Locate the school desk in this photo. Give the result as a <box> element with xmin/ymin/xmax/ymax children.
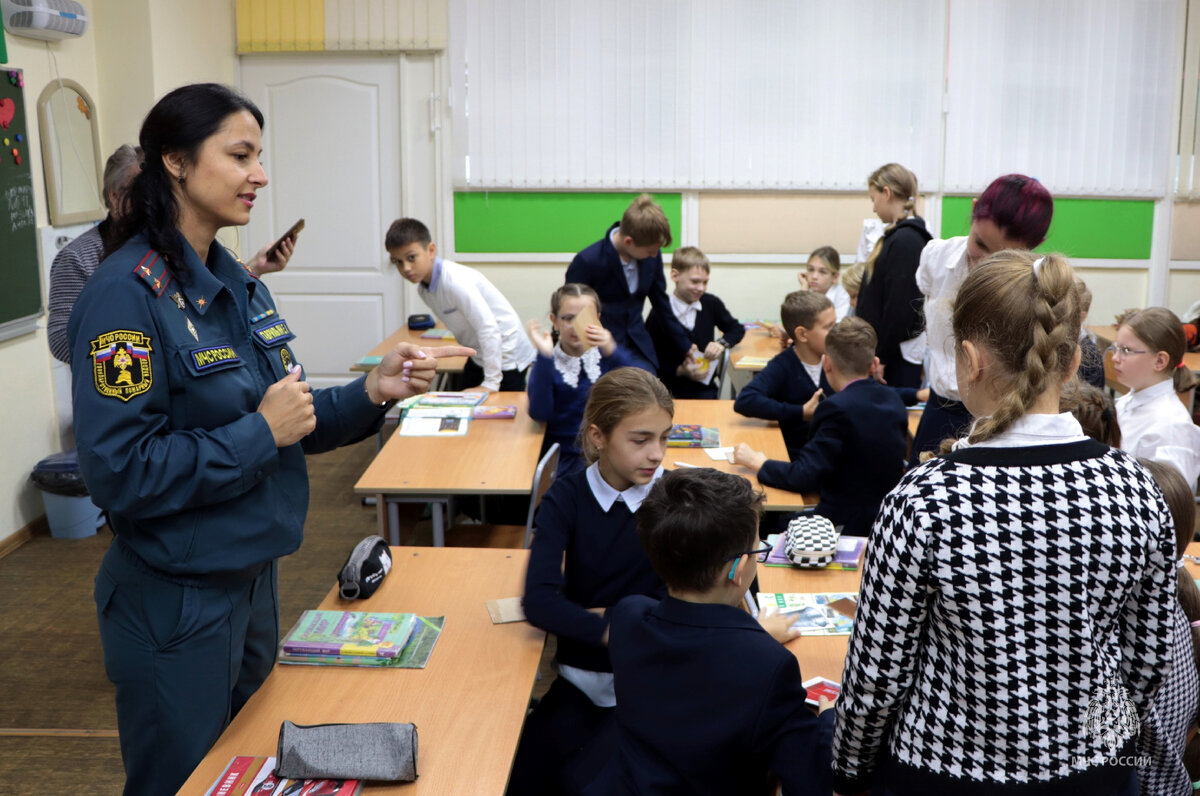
<box><xmin>350</xmin><ymin>321</ymin><xmax>469</xmax><ymax>378</ymax></box>
<box><xmin>758</xmin><ymin>562</ymin><xmax>863</xmax><ymax>682</ymax></box>
<box><xmin>355</xmin><ymin>393</ymin><xmax>545</xmax><ymax>546</ymax></box>
<box><xmin>731</xmin><ymin>325</ymin><xmax>783</xmax><ymax>371</ymax></box>
<box><xmin>667</xmin><ymin>399</ymin><xmax>811</xmax><ymax>510</ymax></box>
<box><xmin>177</xmin><ymin>546</ymin><xmax>546</xmax><ymax>796</ymax></box>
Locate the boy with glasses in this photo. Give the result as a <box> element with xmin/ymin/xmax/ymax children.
<box><xmin>584</xmin><ymin>468</ymin><xmax>834</xmax><ymax>796</ymax></box>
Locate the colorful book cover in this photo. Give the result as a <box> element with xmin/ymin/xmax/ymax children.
<box><xmin>281</xmin><ymin>611</ymin><xmax>418</xmax><ymax>658</ymax></box>
<box><xmin>666</xmin><ymin>424</ymin><xmax>720</xmax><ymax>448</ymax></box>
<box><xmin>279</xmin><ymin>616</ymin><xmax>445</xmax><ymax>669</ymax></box>
<box><xmin>417</xmin><ymin>391</ymin><xmax>488</xmax><ymax>407</ymax></box>
<box><xmin>473</xmin><ymin>405</ymin><xmax>517</xmax><ymax>419</ymax></box>
<box><xmin>205</xmin><ymin>755</ymin><xmax>362</xmax><ymax>796</ymax></box>
<box><xmin>756</xmin><ymin>592</ymin><xmax>858</xmax><ymax>636</ymax></box>
<box><xmin>801</xmin><ymin>676</ymin><xmax>842</xmax><ymax>707</ymax></box>
<box><xmin>418</xmin><ymin>328</ymin><xmax>455</xmax><ymax>339</ymax></box>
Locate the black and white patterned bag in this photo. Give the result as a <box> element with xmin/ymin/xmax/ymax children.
<box><xmin>784</xmin><ymin>514</ymin><xmax>839</xmax><ymax>568</ymax></box>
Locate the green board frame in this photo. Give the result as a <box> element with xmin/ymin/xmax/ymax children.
<box><xmin>453</xmin><ymin>192</ymin><xmax>682</xmax><ymax>254</ymax></box>
<box><xmin>941</xmin><ymin>196</ymin><xmax>1154</xmax><ymax>260</ymax></box>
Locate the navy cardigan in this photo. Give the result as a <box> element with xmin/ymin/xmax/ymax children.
<box><xmin>757</xmin><ymin>378</ymin><xmax>908</xmax><ymax>537</ymax></box>
<box><xmin>646</xmin><ymin>292</ymin><xmax>745</xmax><ymax>398</ymax></box>
<box><xmin>566</xmin><ymin>223</ymin><xmax>691</xmax><ymax>369</ymax></box>
<box><xmin>734</xmin><ymin>347</ymin><xmax>833</xmax><ymax>460</ymax></box>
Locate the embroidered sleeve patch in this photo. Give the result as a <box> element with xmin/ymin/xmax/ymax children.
<box><xmin>190</xmin><ymin>345</ymin><xmax>242</xmax><ymax>371</ymax></box>
<box><xmin>90</xmin><ymin>330</ymin><xmax>153</xmax><ymax>401</ymax></box>
<box><xmin>252</xmin><ymin>319</ymin><xmax>294</xmax><ymax>346</ymax></box>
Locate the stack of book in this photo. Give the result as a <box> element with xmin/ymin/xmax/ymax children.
<box><xmin>278</xmin><ymin>610</ymin><xmax>444</xmax><ymax>668</ymax></box>
<box><xmin>667</xmin><ymin>424</ymin><xmax>721</xmax><ymax>448</ymax></box>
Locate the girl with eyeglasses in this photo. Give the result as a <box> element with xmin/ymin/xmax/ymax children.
<box><xmin>1112</xmin><ymin>307</ymin><xmax>1200</xmax><ymax>490</ymax></box>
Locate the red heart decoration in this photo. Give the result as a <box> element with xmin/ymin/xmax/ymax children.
<box><xmin>0</xmin><ymin>98</ymin><xmax>14</xmax><ymax>130</ymax></box>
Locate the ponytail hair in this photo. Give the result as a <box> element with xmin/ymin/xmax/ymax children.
<box><xmin>864</xmin><ymin>163</ymin><xmax>918</xmax><ymax>279</ymax></box>
<box><xmin>951</xmin><ymin>250</ymin><xmax>1081</xmax><ymax>446</ymax></box>
<box><xmin>110</xmin><ymin>83</ymin><xmax>264</xmax><ymax>279</ymax></box>
<box><xmin>580</xmin><ymin>368</ymin><xmax>674</xmax><ymax>464</ymax></box>
<box><xmin>1117</xmin><ymin>307</ymin><xmax>1198</xmax><ymax>394</ymax></box>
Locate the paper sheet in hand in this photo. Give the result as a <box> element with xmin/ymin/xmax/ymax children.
<box><xmin>570</xmin><ymin>303</ymin><xmax>602</xmax><ymax>350</ymax></box>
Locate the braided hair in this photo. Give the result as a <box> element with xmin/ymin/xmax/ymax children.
<box><xmin>951</xmin><ymin>250</ymin><xmax>1081</xmax><ymax>446</ymax></box>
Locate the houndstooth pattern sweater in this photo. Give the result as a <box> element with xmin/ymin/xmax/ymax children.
<box><xmin>833</xmin><ymin>438</ymin><xmax>1177</xmax><ymax>795</ymax></box>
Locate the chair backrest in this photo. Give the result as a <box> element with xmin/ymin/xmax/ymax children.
<box><xmin>711</xmin><ymin>348</ymin><xmax>731</xmax><ymax>398</ymax></box>
<box><xmin>524</xmin><ymin>443</ymin><xmax>561</xmax><ymax>548</ymax></box>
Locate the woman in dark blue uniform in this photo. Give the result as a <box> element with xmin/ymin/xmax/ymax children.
<box><xmin>66</xmin><ymin>84</ymin><xmax>472</xmax><ymax>796</ymax></box>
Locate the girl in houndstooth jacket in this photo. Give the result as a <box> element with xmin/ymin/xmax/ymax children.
<box><xmin>832</xmin><ymin>250</ymin><xmax>1177</xmax><ymax>796</ymax></box>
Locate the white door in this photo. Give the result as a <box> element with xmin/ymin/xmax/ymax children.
<box><xmin>240</xmin><ymin>55</ymin><xmax>406</xmax><ymax>389</ymax></box>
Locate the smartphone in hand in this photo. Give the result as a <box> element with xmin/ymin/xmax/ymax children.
<box><xmin>265</xmin><ymin>218</ymin><xmax>305</xmax><ymax>259</ymax></box>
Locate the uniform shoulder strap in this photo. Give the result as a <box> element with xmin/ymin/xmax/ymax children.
<box><xmin>129</xmin><ymin>249</ymin><xmax>173</xmax><ymax>297</ymax></box>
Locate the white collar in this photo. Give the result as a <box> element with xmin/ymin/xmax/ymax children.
<box><xmin>552</xmin><ymin>343</ymin><xmax>602</xmax><ymax>388</ymax></box>
<box><xmin>669</xmin><ymin>292</ymin><xmax>701</xmax><ymax>315</ymax></box>
<box><xmin>585</xmin><ymin>462</ymin><xmax>663</xmax><ymax>512</ymax></box>
<box><xmin>610</xmin><ymin>228</ymin><xmax>633</xmax><ymax>267</ymax></box>
<box><xmin>954</xmin><ymin>412</ymin><xmax>1089</xmax><ymax>450</ymax></box>
<box><xmin>1123</xmin><ymin>378</ymin><xmax>1177</xmax><ymax>410</ymax></box>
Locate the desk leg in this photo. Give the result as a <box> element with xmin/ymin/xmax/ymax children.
<box><xmin>388</xmin><ymin>499</ymin><xmax>401</xmax><ymax>546</ymax></box>
<box><xmin>432</xmin><ymin>502</ymin><xmax>445</xmax><ymax>547</ymax></box>
<box><xmin>375</xmin><ymin>494</ymin><xmax>387</xmax><ymax>538</ymax></box>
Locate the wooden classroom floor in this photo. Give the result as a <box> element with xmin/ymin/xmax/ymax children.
<box><xmin>0</xmin><ymin>429</ymin><xmax>551</xmax><ymax>793</ymax></box>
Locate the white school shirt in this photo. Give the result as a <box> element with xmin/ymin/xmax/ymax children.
<box><xmin>954</xmin><ymin>412</ymin><xmax>1088</xmax><ymax>450</ymax></box>
<box><xmin>417</xmin><ymin>258</ymin><xmax>536</xmax><ymax>391</ymax></box>
<box><xmin>557</xmin><ymin>463</ymin><xmax>665</xmax><ymax>708</ymax></box>
<box><xmin>669</xmin><ymin>291</ymin><xmax>700</xmax><ymax>331</ymax></box>
<box><xmin>826</xmin><ymin>282</ymin><xmax>852</xmax><ymax>321</ymax></box>
<box><xmin>1117</xmin><ymin>378</ymin><xmax>1200</xmax><ymax>490</ymax></box>
<box><xmin>915</xmin><ymin>236</ymin><xmax>970</xmax><ymax>401</ymax></box>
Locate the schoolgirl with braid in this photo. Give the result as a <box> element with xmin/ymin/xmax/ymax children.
<box><xmin>832</xmin><ymin>250</ymin><xmax>1177</xmax><ymax>796</ymax></box>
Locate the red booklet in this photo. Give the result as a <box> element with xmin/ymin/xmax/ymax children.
<box><xmin>206</xmin><ymin>755</ymin><xmax>362</xmax><ymax>795</ymax></box>
<box><xmin>802</xmin><ymin>676</ymin><xmax>842</xmax><ymax>708</ymax></box>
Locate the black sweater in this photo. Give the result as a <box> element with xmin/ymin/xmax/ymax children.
<box><xmin>523</xmin><ymin>468</ymin><xmax>667</xmax><ymax>672</ymax></box>
<box><xmin>856</xmin><ymin>216</ymin><xmax>932</xmax><ymax>367</ymax></box>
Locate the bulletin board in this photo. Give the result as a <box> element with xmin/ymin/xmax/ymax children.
<box><xmin>0</xmin><ymin>68</ymin><xmax>43</xmax><ymax>342</ymax></box>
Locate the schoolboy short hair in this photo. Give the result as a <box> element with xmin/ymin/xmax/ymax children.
<box><xmin>620</xmin><ymin>194</ymin><xmax>673</xmax><ymax>249</ymax></box>
<box><xmin>385</xmin><ymin>218</ymin><xmax>433</xmax><ymax>250</ymax></box>
<box><xmin>638</xmin><ymin>468</ymin><xmax>765</xmax><ymax>593</ymax></box>
<box><xmin>825</xmin><ymin>317</ymin><xmax>877</xmax><ymax>376</ymax></box>
<box><xmin>671</xmin><ymin>246</ymin><xmax>710</xmax><ymax>274</ymax></box>
<box><xmin>781</xmin><ymin>290</ymin><xmax>833</xmax><ymax>338</ymax></box>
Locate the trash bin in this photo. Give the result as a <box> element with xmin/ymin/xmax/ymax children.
<box><xmin>30</xmin><ymin>451</ymin><xmax>104</xmax><ymax>539</ymax></box>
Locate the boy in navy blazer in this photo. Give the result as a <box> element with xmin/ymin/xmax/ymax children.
<box><xmin>734</xmin><ymin>290</ymin><xmax>835</xmax><ymax>460</ymax></box>
<box><xmin>646</xmin><ymin>246</ymin><xmax>745</xmax><ymax>399</ymax></box>
<box><xmin>566</xmin><ymin>194</ymin><xmax>691</xmax><ymax>373</ymax></box>
<box><xmin>585</xmin><ymin>468</ymin><xmax>834</xmax><ymax>796</ymax></box>
<box><xmin>734</xmin><ymin>317</ymin><xmax>908</xmax><ymax>537</ymax></box>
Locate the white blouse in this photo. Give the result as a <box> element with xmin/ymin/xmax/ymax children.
<box><xmin>1117</xmin><ymin>378</ymin><xmax>1200</xmax><ymax>490</ymax></box>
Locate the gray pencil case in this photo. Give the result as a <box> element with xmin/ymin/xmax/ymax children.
<box><xmin>276</xmin><ymin>720</ymin><xmax>418</xmax><ymax>781</ymax></box>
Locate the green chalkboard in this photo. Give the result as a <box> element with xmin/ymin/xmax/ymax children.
<box><xmin>454</xmin><ymin>192</ymin><xmax>683</xmax><ymax>253</ymax></box>
<box><xmin>0</xmin><ymin>67</ymin><xmax>42</xmax><ymax>340</ymax></box>
<box><xmin>942</xmin><ymin>195</ymin><xmax>1154</xmax><ymax>260</ymax></box>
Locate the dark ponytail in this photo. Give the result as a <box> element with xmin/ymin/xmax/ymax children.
<box><xmin>110</xmin><ymin>83</ymin><xmax>264</xmax><ymax>279</ymax></box>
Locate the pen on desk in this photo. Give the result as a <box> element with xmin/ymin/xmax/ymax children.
<box><xmin>673</xmin><ymin>462</ymin><xmax>702</xmax><ymax>469</ymax></box>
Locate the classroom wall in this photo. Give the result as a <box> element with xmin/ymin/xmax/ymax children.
<box><xmin>0</xmin><ymin>3</ymin><xmax>102</xmax><ymax>544</ymax></box>
<box><xmin>0</xmin><ymin>0</ymin><xmax>238</xmax><ymax>545</ymax></box>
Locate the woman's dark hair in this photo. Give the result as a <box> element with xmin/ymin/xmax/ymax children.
<box><xmin>110</xmin><ymin>83</ymin><xmax>264</xmax><ymax>278</ymax></box>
